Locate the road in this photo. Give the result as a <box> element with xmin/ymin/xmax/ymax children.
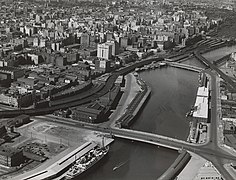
<box><xmin>196</xmin><ymin>70</ymin><xmax>235</xmax><ymax>180</ymax></box>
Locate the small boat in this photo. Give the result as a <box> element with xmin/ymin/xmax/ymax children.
<box><xmin>113</xmin><ymin>160</ymin><xmax>128</xmax><ymax>171</ymax></box>
<box><xmin>186</xmin><ymin>112</ymin><xmax>190</xmax><ymax>117</ymax></box>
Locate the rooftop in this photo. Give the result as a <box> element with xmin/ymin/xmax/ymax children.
<box><xmin>0</xmin><ymin>146</ymin><xmax>21</xmax><ymax>157</ymax></box>
<box><xmin>193</xmin><ymin>96</ymin><xmax>208</xmax><ymax>119</ymax></box>
<box><xmin>194</xmin><ymin>162</ymin><xmax>222</xmax><ymax>179</ymax></box>
<box><xmin>72</xmin><ymin>106</ymin><xmax>102</xmax><ymax>115</ymax></box>
<box><xmin>197</xmin><ymin>86</ymin><xmax>209</xmax><ymax>97</ymax></box>
<box><xmin>0</xmin><ymin>66</ymin><xmax>23</xmax><ymax>72</ymax></box>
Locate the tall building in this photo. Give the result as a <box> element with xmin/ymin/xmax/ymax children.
<box><xmin>80</xmin><ymin>32</ymin><xmax>90</xmax><ymax>48</ymax></box>
<box><xmin>120</xmin><ymin>37</ymin><xmax>128</xmax><ymax>48</ymax></box>
<box><xmin>95</xmin><ymin>59</ymin><xmax>111</xmax><ymax>72</ymax></box>
<box><xmin>33</xmin><ymin>38</ymin><xmax>39</xmax><ymax>47</ymax></box>
<box><xmin>97</xmin><ymin>43</ymin><xmax>112</xmax><ymax>60</ymax></box>
<box><xmin>106</xmin><ymin>40</ymin><xmax>119</xmax><ymax>56</ymax></box>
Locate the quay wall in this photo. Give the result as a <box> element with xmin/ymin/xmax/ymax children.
<box><xmin>158</xmin><ymin>150</ymin><xmax>191</xmax><ymax>180</ymax></box>
<box><xmin>119</xmin><ymin>80</ymin><xmax>151</xmax><ymax>128</ymax></box>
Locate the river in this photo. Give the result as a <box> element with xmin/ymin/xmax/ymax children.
<box><xmin>78</xmin><ymin>67</ymin><xmax>198</xmax><ymax>180</ymax></box>
<box><xmin>131</xmin><ymin>67</ymin><xmax>198</xmax><ymax>141</ymax></box>
<box><xmin>78</xmin><ymin>139</ymin><xmax>178</xmax><ymax>180</ymax></box>
<box><xmin>76</xmin><ymin>45</ymin><xmax>234</xmax><ymax>180</ymax></box>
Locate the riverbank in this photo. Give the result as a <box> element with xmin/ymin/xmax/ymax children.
<box><xmin>118</xmin><ymin>80</ymin><xmax>151</xmax><ymax>128</ymax></box>
<box><xmin>109</xmin><ymin>72</ymin><xmax>151</xmax><ymax>128</ymax></box>
<box><xmin>109</xmin><ymin>73</ymin><xmax>141</xmax><ymax>128</ymax></box>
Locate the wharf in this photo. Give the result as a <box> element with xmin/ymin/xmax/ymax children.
<box><xmin>119</xmin><ymin>83</ymin><xmax>151</xmax><ymax>128</ymax></box>
<box><xmin>10</xmin><ymin>138</ymin><xmax>114</xmax><ymax>180</ymax></box>
<box><xmin>131</xmin><ymin>86</ymin><xmax>151</xmax><ymax>119</ymax></box>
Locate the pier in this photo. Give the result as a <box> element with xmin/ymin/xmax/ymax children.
<box><xmin>119</xmin><ymin>85</ymin><xmax>151</xmax><ymax>128</ymax></box>
<box><xmin>11</xmin><ymin>139</ymin><xmax>114</xmax><ymax>180</ymax></box>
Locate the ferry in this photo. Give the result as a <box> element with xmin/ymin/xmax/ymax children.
<box><xmin>62</xmin><ymin>145</ymin><xmax>109</xmax><ymax>180</ymax></box>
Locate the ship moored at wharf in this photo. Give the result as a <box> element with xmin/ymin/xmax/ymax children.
<box><xmin>61</xmin><ymin>145</ymin><xmax>109</xmax><ymax>180</ymax></box>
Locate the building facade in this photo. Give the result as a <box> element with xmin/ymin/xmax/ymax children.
<box><xmin>97</xmin><ymin>43</ymin><xmax>112</xmax><ymax>60</ymax></box>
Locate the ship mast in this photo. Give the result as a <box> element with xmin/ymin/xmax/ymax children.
<box><xmin>102</xmin><ymin>136</ymin><xmax>105</xmax><ymax>148</ymax></box>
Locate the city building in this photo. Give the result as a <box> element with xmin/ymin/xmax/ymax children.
<box><xmin>222</xmin><ymin>118</ymin><xmax>236</xmax><ymax>134</ymax></box>
<box><xmin>197</xmin><ymin>87</ymin><xmax>209</xmax><ymax>97</ymax></box>
<box><xmin>194</xmin><ymin>162</ymin><xmax>223</xmax><ymax>180</ymax></box>
<box><xmin>106</xmin><ymin>40</ymin><xmax>119</xmax><ymax>56</ymax></box>
<box><xmin>95</xmin><ymin>59</ymin><xmax>111</xmax><ymax>73</ymax></box>
<box><xmin>97</xmin><ymin>43</ymin><xmax>112</xmax><ymax>60</ymax></box>
<box><xmin>0</xmin><ymin>67</ymin><xmax>25</xmax><ymax>80</ymax></box>
<box><xmin>0</xmin><ymin>146</ymin><xmax>25</xmax><ymax>167</ymax></box>
<box><xmin>10</xmin><ymin>115</ymin><xmax>31</xmax><ymax>127</ymax></box>
<box><xmin>192</xmin><ymin>86</ymin><xmax>209</xmax><ymax>123</ymax></box>
<box><xmin>192</xmin><ymin>96</ymin><xmax>208</xmax><ymax>123</ymax></box>
<box><xmin>71</xmin><ymin>106</ymin><xmax>105</xmax><ymax>123</ymax></box>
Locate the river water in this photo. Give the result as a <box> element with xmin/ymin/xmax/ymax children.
<box><xmin>78</xmin><ymin>67</ymin><xmax>198</xmax><ymax>180</ymax></box>
<box><xmin>77</xmin><ymin>46</ymin><xmax>234</xmax><ymax>180</ymax></box>
<box><xmin>132</xmin><ymin>67</ymin><xmax>198</xmax><ymax>140</ymax></box>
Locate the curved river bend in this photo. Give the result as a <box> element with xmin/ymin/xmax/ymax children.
<box><xmin>79</xmin><ymin>67</ymin><xmax>198</xmax><ymax>180</ymax></box>
<box><xmin>77</xmin><ymin>46</ymin><xmax>236</xmax><ymax>180</ymax></box>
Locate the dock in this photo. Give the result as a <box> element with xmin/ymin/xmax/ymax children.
<box><xmin>119</xmin><ymin>82</ymin><xmax>151</xmax><ymax>128</ymax></box>
<box><xmin>11</xmin><ymin>138</ymin><xmax>114</xmax><ymax>180</ymax></box>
